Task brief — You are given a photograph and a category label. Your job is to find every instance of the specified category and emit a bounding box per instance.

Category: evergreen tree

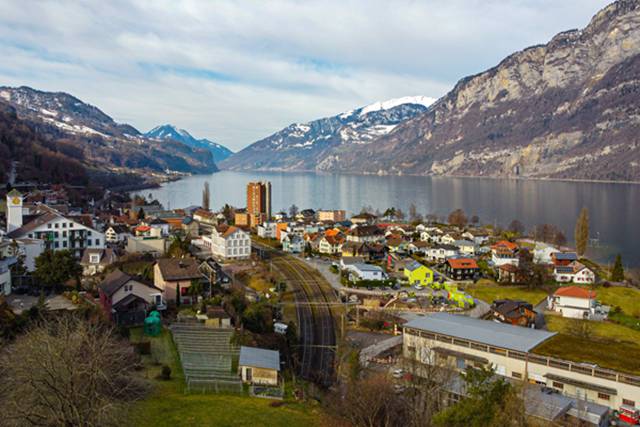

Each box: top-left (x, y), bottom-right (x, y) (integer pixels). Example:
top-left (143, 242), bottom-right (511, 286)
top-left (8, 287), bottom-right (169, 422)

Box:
top-left (574, 207), bottom-right (589, 256)
top-left (611, 254), bottom-right (625, 282)
top-left (202, 182), bottom-right (210, 211)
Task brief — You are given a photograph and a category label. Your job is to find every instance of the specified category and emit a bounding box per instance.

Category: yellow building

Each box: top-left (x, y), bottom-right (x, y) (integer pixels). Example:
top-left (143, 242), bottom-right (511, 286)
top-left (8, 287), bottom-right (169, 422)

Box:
top-left (404, 261), bottom-right (434, 286)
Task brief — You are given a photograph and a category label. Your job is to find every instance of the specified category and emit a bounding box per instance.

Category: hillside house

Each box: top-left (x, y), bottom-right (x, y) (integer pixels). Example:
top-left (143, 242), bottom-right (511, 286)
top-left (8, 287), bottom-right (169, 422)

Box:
top-left (98, 269), bottom-right (165, 326)
top-left (347, 225), bottom-right (385, 243)
top-left (105, 224), bottom-right (132, 243)
top-left (491, 240), bottom-right (519, 267)
top-left (453, 239), bottom-right (476, 256)
top-left (203, 225), bottom-right (251, 261)
top-left (282, 234), bottom-right (304, 253)
top-left (181, 217), bottom-right (199, 237)
top-left (490, 299), bottom-right (537, 327)
top-left (319, 235), bottom-right (345, 254)
top-left (426, 244), bottom-right (459, 262)
top-left (154, 258), bottom-right (203, 305)
top-left (554, 261), bottom-right (595, 284)
top-left (547, 286), bottom-right (605, 320)
top-left (80, 248), bottom-right (118, 276)
top-left (404, 261), bottom-right (434, 287)
top-left (534, 243), bottom-right (560, 264)
top-left (444, 258), bottom-right (480, 281)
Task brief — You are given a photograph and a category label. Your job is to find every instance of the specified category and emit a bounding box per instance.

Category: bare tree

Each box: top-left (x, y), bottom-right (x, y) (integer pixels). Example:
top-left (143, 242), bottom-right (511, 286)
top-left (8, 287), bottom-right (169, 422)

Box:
top-left (508, 220), bottom-right (525, 235)
top-left (575, 207), bottom-right (589, 256)
top-left (448, 209), bottom-right (468, 227)
top-left (0, 316), bottom-right (148, 426)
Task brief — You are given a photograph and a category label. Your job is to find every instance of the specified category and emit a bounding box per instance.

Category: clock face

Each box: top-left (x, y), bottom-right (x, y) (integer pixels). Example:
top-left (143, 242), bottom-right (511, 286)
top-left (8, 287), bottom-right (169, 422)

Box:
top-left (11, 197), bottom-right (20, 205)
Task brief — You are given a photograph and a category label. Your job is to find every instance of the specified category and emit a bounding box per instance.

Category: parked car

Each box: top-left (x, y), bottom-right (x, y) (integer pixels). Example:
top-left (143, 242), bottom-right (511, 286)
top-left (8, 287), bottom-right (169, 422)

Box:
top-left (392, 369), bottom-right (404, 378)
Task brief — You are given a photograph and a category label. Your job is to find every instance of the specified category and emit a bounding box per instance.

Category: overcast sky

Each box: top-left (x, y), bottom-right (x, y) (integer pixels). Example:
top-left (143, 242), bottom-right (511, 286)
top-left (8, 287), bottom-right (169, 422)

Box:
top-left (0, 0), bottom-right (611, 151)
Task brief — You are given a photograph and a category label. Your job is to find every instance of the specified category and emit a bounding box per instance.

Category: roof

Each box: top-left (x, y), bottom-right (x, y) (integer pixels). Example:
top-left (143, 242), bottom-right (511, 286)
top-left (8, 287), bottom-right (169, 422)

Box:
top-left (107, 224), bottom-right (130, 234)
top-left (553, 252), bottom-right (578, 261)
top-left (553, 286), bottom-right (596, 299)
top-left (491, 240), bottom-right (518, 251)
top-left (7, 211), bottom-right (60, 238)
top-left (222, 225), bottom-right (243, 238)
top-left (404, 312), bottom-right (556, 353)
top-left (492, 299), bottom-right (534, 319)
top-left (239, 346), bottom-right (280, 371)
top-left (99, 269), bottom-right (134, 297)
top-left (352, 263), bottom-right (384, 273)
top-left (405, 260), bottom-right (426, 272)
top-left (446, 258), bottom-right (479, 269)
top-left (156, 258), bottom-right (201, 281)
top-left (80, 248), bottom-right (117, 265)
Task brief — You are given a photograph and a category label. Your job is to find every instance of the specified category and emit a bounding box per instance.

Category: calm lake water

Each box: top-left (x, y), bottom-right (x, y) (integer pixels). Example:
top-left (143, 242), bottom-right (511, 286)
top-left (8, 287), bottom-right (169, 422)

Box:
top-left (136, 171), bottom-right (640, 268)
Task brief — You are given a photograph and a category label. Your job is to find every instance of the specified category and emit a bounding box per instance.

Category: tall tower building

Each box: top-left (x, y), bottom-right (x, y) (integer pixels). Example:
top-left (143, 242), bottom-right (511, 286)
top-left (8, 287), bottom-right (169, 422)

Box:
top-left (247, 181), bottom-right (272, 220)
top-left (6, 189), bottom-right (23, 233)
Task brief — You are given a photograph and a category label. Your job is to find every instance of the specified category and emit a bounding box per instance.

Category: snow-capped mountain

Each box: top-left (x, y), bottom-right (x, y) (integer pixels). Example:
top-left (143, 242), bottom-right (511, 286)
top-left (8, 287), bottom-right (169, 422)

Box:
top-left (145, 124), bottom-right (233, 162)
top-left (0, 86), bottom-right (218, 180)
top-left (220, 96), bottom-right (434, 171)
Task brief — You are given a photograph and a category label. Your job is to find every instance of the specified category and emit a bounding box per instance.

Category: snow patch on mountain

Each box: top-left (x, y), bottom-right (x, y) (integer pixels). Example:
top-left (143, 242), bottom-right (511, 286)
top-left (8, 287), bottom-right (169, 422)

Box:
top-left (359, 96), bottom-right (435, 116)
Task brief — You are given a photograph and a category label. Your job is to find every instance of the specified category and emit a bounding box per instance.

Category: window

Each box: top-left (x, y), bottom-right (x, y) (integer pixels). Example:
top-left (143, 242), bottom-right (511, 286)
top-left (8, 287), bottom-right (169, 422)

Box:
top-left (623, 399), bottom-right (635, 407)
top-left (456, 358), bottom-right (465, 370)
top-left (512, 372), bottom-right (522, 379)
top-left (63, 231), bottom-right (67, 237)
top-left (88, 231), bottom-right (92, 236)
top-left (95, 239), bottom-right (100, 246)
top-left (62, 241), bottom-right (67, 248)
top-left (55, 223), bottom-right (59, 228)
top-left (54, 242), bottom-right (59, 248)
top-left (62, 223), bottom-right (67, 228)
top-left (552, 382), bottom-right (564, 390)
top-left (28, 234), bottom-right (33, 238)
top-left (598, 393), bottom-right (610, 401)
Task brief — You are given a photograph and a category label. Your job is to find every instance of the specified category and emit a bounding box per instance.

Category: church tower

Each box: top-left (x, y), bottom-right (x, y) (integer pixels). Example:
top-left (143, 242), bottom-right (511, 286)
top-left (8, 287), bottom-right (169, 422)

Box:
top-left (6, 189), bottom-right (23, 233)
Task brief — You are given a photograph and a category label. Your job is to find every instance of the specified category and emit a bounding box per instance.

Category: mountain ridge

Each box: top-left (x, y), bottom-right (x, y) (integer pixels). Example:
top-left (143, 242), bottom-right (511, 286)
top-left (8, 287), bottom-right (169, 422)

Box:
top-left (145, 124), bottom-right (233, 162)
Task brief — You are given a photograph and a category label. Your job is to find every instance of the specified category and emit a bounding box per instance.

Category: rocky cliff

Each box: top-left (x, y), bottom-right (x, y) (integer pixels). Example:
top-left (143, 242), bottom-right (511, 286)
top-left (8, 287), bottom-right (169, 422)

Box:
top-left (320, 0), bottom-right (640, 181)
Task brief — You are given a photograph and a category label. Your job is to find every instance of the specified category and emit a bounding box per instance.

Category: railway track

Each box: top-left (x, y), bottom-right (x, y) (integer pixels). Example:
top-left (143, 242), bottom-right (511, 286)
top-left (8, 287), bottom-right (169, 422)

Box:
top-left (254, 244), bottom-right (338, 386)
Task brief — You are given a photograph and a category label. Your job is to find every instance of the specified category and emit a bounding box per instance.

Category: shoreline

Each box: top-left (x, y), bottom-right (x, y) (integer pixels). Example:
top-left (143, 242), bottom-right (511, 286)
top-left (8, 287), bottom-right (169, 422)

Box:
top-left (216, 168), bottom-right (640, 186)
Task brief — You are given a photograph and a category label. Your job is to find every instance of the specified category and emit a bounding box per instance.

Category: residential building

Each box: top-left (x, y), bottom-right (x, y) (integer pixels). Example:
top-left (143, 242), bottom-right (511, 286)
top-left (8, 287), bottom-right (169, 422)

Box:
top-left (347, 225), bottom-right (385, 243)
top-left (126, 236), bottom-right (167, 255)
top-left (193, 208), bottom-right (217, 225)
top-left (453, 239), bottom-right (476, 256)
top-left (426, 244), bottom-right (459, 262)
top-left (154, 258), bottom-right (203, 305)
top-left (547, 286), bottom-right (605, 320)
top-left (234, 211), bottom-right (250, 227)
top-left (497, 263), bottom-right (522, 284)
top-left (80, 248), bottom-right (118, 276)
top-left (6, 193), bottom-right (105, 257)
top-left (238, 346), bottom-right (280, 386)
top-left (421, 227), bottom-right (444, 242)
top-left (247, 181), bottom-right (272, 221)
top-left (181, 217), bottom-right (199, 237)
top-left (554, 261), bottom-right (596, 284)
top-left (105, 224), bottom-right (132, 243)
top-left (533, 243), bottom-right (560, 264)
top-left (318, 210), bottom-right (346, 223)
top-left (319, 234), bottom-right (344, 254)
top-left (444, 258), bottom-right (480, 281)
top-left (552, 252), bottom-right (579, 267)
top-left (491, 240), bottom-right (519, 266)
top-left (350, 212), bottom-right (377, 225)
top-left (0, 236), bottom-right (44, 272)
top-left (0, 258), bottom-right (13, 296)
top-left (282, 234), bottom-right (304, 253)
top-left (345, 263), bottom-right (387, 281)
top-left (98, 269), bottom-right (165, 326)
top-left (403, 313), bottom-right (639, 412)
top-left (408, 240), bottom-right (429, 255)
top-left (257, 222), bottom-right (277, 239)
top-left (404, 261), bottom-right (434, 287)
top-left (490, 299), bottom-right (537, 327)
top-left (462, 230), bottom-right (490, 245)
top-left (203, 225), bottom-right (251, 261)
top-left (146, 218), bottom-right (170, 237)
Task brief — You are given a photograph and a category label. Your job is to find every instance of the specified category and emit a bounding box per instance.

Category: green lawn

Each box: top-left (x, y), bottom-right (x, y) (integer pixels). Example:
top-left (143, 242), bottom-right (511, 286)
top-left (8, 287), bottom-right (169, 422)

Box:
top-left (533, 315), bottom-right (640, 375)
top-left (127, 328), bottom-right (326, 427)
top-left (595, 286), bottom-right (640, 317)
top-left (465, 282), bottom-right (551, 305)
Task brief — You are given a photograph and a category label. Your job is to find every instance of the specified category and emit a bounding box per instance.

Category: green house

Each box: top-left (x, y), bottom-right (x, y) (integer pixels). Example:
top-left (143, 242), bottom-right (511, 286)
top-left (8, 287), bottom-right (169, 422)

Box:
top-left (404, 261), bottom-right (434, 287)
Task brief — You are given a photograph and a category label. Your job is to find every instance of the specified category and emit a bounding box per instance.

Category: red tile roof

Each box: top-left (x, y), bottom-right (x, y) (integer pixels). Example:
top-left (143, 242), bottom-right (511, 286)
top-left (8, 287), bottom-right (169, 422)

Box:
top-left (447, 258), bottom-right (479, 269)
top-left (554, 286), bottom-right (596, 299)
top-left (491, 240), bottom-right (518, 251)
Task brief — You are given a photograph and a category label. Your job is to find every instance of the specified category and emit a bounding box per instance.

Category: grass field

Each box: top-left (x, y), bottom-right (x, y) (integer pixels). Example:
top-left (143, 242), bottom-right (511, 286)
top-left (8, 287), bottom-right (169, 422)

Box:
top-left (127, 328), bottom-right (326, 427)
top-left (594, 286), bottom-right (640, 317)
top-left (465, 282), bottom-right (551, 305)
top-left (533, 315), bottom-right (640, 375)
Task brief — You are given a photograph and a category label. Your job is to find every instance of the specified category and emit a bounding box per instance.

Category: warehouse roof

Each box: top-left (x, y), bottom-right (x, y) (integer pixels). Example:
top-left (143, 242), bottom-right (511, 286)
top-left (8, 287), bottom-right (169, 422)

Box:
top-left (404, 312), bottom-right (556, 353)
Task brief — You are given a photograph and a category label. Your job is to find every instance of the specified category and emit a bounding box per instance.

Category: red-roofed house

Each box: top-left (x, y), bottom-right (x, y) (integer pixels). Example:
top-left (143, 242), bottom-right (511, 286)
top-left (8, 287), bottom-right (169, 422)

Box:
top-left (444, 258), bottom-right (480, 281)
top-left (547, 286), bottom-right (601, 319)
top-left (491, 240), bottom-right (519, 267)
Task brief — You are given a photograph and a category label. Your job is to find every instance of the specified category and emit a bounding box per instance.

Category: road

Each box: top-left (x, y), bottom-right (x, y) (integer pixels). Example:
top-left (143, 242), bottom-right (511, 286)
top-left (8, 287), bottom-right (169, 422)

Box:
top-left (254, 244), bottom-right (339, 386)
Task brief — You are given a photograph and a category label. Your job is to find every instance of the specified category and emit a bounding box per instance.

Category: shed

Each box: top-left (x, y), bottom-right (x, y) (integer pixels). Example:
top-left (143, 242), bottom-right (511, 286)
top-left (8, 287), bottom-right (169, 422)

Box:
top-left (238, 346), bottom-right (280, 386)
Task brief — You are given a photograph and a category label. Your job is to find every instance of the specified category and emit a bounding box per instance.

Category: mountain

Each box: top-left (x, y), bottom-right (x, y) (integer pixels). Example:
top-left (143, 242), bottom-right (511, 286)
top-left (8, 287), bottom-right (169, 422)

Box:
top-left (311, 0), bottom-right (640, 181)
top-left (0, 86), bottom-right (218, 186)
top-left (220, 96), bottom-right (434, 171)
top-left (145, 124), bottom-right (233, 162)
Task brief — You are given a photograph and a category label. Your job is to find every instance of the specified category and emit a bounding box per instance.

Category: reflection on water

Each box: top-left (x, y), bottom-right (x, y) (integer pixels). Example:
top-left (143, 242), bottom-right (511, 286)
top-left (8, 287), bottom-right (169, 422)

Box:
top-left (135, 171), bottom-right (640, 267)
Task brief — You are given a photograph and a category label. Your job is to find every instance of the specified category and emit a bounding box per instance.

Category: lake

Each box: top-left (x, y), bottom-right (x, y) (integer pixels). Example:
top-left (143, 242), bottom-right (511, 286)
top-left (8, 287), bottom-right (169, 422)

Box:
top-left (135, 171), bottom-right (640, 268)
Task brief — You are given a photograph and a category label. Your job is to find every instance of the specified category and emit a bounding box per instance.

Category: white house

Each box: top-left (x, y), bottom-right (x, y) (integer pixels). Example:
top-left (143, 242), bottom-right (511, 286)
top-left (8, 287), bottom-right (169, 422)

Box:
top-left (0, 258), bottom-right (13, 296)
top-left (547, 286), bottom-right (601, 319)
top-left (420, 227), bottom-right (443, 242)
top-left (80, 248), bottom-right (118, 276)
top-left (426, 244), bottom-right (459, 262)
top-left (203, 225), bottom-right (251, 261)
top-left (453, 239), bottom-right (476, 256)
top-left (6, 192), bottom-right (105, 257)
top-left (105, 225), bottom-right (132, 243)
top-left (462, 231), bottom-right (490, 245)
top-left (319, 235), bottom-right (344, 254)
top-left (491, 241), bottom-right (519, 267)
top-left (345, 263), bottom-right (387, 281)
top-left (0, 236), bottom-right (45, 272)
top-left (282, 234), bottom-right (304, 254)
top-left (554, 261), bottom-right (595, 284)
top-left (257, 222), bottom-right (277, 239)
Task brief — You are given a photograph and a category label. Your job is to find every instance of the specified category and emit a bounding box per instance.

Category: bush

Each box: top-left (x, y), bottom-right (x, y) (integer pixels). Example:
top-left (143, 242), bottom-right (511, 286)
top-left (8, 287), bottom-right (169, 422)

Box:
top-left (160, 365), bottom-right (172, 380)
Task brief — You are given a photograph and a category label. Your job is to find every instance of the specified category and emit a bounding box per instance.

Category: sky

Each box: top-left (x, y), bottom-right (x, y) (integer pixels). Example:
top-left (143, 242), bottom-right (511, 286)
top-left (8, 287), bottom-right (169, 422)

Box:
top-left (0, 0), bottom-right (612, 152)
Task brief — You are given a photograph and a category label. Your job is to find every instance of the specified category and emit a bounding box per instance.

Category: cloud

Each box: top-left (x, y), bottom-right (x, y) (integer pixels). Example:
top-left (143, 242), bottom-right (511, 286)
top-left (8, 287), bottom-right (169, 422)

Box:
top-left (0, 0), bottom-right (611, 151)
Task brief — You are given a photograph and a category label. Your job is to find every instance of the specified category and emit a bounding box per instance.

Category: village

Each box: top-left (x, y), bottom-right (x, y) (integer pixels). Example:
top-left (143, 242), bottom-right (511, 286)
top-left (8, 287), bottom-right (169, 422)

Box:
top-left (1, 180), bottom-right (639, 427)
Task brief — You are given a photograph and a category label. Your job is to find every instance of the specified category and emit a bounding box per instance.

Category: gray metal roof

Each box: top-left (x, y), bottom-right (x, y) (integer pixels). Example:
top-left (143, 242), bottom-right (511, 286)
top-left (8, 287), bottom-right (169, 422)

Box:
top-left (404, 312), bottom-right (556, 352)
top-left (239, 346), bottom-right (280, 371)
top-left (405, 260), bottom-right (424, 272)
top-left (352, 263), bottom-right (384, 272)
